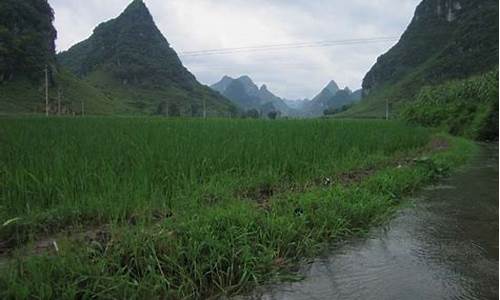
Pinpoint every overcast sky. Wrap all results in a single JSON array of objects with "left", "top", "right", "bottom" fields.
[{"left": 49, "top": 0, "right": 420, "bottom": 100}]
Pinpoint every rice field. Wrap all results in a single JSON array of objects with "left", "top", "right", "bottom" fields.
[
  {"left": 0, "top": 118, "right": 429, "bottom": 227},
  {"left": 0, "top": 117, "right": 474, "bottom": 299}
]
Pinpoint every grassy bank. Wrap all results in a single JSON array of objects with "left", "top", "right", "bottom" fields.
[
  {"left": 0, "top": 70, "right": 117, "bottom": 116},
  {"left": 402, "top": 70, "right": 499, "bottom": 141},
  {"left": 0, "top": 118, "right": 476, "bottom": 299}
]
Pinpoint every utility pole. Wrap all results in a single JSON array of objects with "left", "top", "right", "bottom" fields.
[
  {"left": 203, "top": 98, "right": 207, "bottom": 119},
  {"left": 385, "top": 99, "right": 389, "bottom": 120},
  {"left": 45, "top": 65, "right": 49, "bottom": 116},
  {"left": 57, "top": 88, "right": 62, "bottom": 116}
]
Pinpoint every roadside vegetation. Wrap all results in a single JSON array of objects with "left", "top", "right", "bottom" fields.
[
  {"left": 0, "top": 118, "right": 476, "bottom": 299},
  {"left": 402, "top": 70, "right": 499, "bottom": 141}
]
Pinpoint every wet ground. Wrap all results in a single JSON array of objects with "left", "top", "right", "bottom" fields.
[{"left": 249, "top": 144, "right": 498, "bottom": 300}]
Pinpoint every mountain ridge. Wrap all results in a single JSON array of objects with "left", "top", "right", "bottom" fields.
[
  {"left": 302, "top": 81, "right": 361, "bottom": 116},
  {"left": 211, "top": 76, "right": 361, "bottom": 117},
  {"left": 342, "top": 0, "right": 499, "bottom": 117},
  {"left": 210, "top": 75, "right": 292, "bottom": 116},
  {"left": 57, "top": 0, "right": 236, "bottom": 116},
  {"left": 0, "top": 0, "right": 119, "bottom": 115}
]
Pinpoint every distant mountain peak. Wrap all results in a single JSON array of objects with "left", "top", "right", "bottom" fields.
[
  {"left": 119, "top": 0, "right": 152, "bottom": 22},
  {"left": 234, "top": 76, "right": 259, "bottom": 96},
  {"left": 57, "top": 0, "right": 235, "bottom": 115},
  {"left": 324, "top": 80, "right": 340, "bottom": 94},
  {"left": 125, "top": 0, "right": 146, "bottom": 10},
  {"left": 304, "top": 80, "right": 361, "bottom": 116},
  {"left": 210, "top": 75, "right": 292, "bottom": 116},
  {"left": 211, "top": 75, "right": 234, "bottom": 93},
  {"left": 237, "top": 75, "right": 254, "bottom": 85},
  {"left": 59, "top": 0, "right": 197, "bottom": 87}
]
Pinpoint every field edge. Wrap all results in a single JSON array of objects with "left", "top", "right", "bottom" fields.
[{"left": 0, "top": 133, "right": 478, "bottom": 299}]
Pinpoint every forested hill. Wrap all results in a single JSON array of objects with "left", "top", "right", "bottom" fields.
[
  {"left": 58, "top": 0, "right": 235, "bottom": 116},
  {"left": 0, "top": 0, "right": 115, "bottom": 114},
  {"left": 344, "top": 0, "right": 498, "bottom": 117},
  {"left": 0, "top": 0, "right": 56, "bottom": 82},
  {"left": 58, "top": 0, "right": 195, "bottom": 88}
]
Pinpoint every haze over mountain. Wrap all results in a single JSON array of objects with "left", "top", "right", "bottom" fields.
[
  {"left": 2, "top": 0, "right": 495, "bottom": 121},
  {"left": 310, "top": 80, "right": 340, "bottom": 108},
  {"left": 211, "top": 75, "right": 292, "bottom": 116},
  {"left": 301, "top": 80, "right": 362, "bottom": 116},
  {"left": 212, "top": 76, "right": 361, "bottom": 117},
  {"left": 344, "top": 0, "right": 499, "bottom": 117},
  {"left": 283, "top": 99, "right": 308, "bottom": 111},
  {"left": 58, "top": 0, "right": 235, "bottom": 116},
  {"left": 49, "top": 0, "right": 424, "bottom": 100}
]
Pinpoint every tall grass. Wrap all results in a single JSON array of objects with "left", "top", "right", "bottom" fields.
[
  {"left": 1, "top": 118, "right": 429, "bottom": 228},
  {"left": 402, "top": 70, "right": 499, "bottom": 140},
  {"left": 1, "top": 118, "right": 464, "bottom": 299}
]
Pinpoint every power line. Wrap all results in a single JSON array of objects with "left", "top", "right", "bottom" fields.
[
  {"left": 180, "top": 40, "right": 397, "bottom": 57},
  {"left": 178, "top": 36, "right": 399, "bottom": 57},
  {"left": 180, "top": 37, "right": 398, "bottom": 54}
]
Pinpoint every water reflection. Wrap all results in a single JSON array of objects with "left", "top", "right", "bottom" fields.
[{"left": 249, "top": 144, "right": 498, "bottom": 300}]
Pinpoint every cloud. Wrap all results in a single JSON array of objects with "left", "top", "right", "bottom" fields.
[{"left": 49, "top": 0, "right": 420, "bottom": 99}]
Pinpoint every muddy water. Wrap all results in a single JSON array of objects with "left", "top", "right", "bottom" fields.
[{"left": 250, "top": 144, "right": 498, "bottom": 300}]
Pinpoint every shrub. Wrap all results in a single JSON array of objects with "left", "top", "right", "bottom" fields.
[{"left": 401, "top": 70, "right": 498, "bottom": 140}]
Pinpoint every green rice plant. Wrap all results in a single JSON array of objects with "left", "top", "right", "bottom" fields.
[
  {"left": 0, "top": 117, "right": 477, "bottom": 299},
  {"left": 0, "top": 132, "right": 476, "bottom": 299},
  {"left": 0, "top": 118, "right": 430, "bottom": 238}
]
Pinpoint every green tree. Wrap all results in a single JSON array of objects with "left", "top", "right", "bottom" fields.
[
  {"left": 245, "top": 109, "right": 260, "bottom": 119},
  {"left": 0, "top": 0, "right": 57, "bottom": 82},
  {"left": 169, "top": 103, "right": 180, "bottom": 117},
  {"left": 402, "top": 70, "right": 499, "bottom": 140},
  {"left": 267, "top": 111, "right": 278, "bottom": 120}
]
